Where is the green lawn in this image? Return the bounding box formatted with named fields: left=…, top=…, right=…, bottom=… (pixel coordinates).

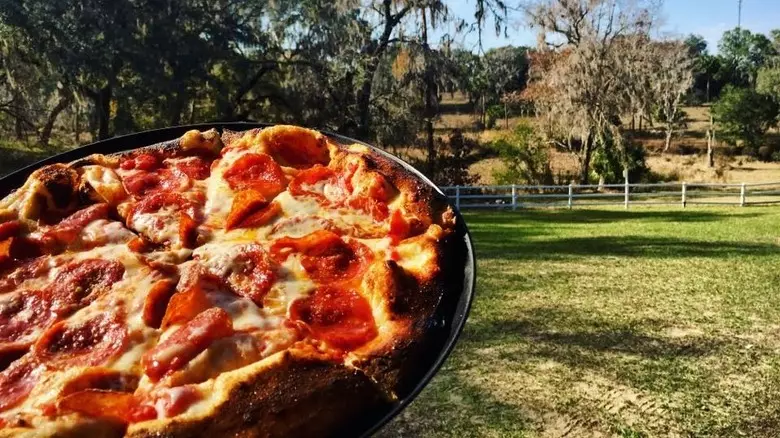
left=379, top=207, right=780, bottom=438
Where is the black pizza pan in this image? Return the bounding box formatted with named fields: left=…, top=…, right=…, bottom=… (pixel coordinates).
left=0, top=122, right=476, bottom=437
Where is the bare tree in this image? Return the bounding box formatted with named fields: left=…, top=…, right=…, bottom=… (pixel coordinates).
left=651, top=40, right=694, bottom=152
left=522, top=0, right=661, bottom=183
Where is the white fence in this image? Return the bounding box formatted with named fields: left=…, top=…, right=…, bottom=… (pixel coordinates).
left=441, top=182, right=780, bottom=210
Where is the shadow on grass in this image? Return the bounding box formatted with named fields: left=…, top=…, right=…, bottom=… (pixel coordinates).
left=463, top=208, right=764, bottom=226
left=457, top=306, right=734, bottom=406
left=381, top=375, right=533, bottom=438
left=463, top=307, right=723, bottom=361
left=474, top=235, right=780, bottom=260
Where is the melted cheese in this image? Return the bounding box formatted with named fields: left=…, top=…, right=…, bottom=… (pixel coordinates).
left=131, top=205, right=183, bottom=246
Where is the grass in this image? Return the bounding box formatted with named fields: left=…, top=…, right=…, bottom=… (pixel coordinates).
left=0, top=139, right=73, bottom=177
left=379, top=206, right=780, bottom=437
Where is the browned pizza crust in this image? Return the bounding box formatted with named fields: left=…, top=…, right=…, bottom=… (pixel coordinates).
left=127, top=352, right=389, bottom=438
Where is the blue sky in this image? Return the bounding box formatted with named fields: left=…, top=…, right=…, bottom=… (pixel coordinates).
left=439, top=0, right=779, bottom=53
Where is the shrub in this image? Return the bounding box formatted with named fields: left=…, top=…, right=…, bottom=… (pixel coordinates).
left=712, top=86, right=779, bottom=148
left=771, top=151, right=780, bottom=162
left=485, top=104, right=505, bottom=129
left=590, top=134, right=649, bottom=184
left=490, top=123, right=553, bottom=185
left=758, top=145, right=773, bottom=162
left=426, top=130, right=480, bottom=186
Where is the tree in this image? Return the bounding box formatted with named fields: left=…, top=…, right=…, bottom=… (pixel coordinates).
left=718, top=28, right=777, bottom=86
left=712, top=86, right=779, bottom=149
left=757, top=67, right=780, bottom=102
left=0, top=24, right=72, bottom=147
left=685, top=34, right=721, bottom=102
left=523, top=0, right=661, bottom=184
left=491, top=122, right=553, bottom=185
left=651, top=41, right=694, bottom=151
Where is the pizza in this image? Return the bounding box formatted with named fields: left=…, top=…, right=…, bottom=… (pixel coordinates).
left=0, top=125, right=457, bottom=437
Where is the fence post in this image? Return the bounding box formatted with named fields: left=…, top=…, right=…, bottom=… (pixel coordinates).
left=624, top=170, right=629, bottom=209
left=511, top=184, right=517, bottom=211
left=740, top=182, right=746, bottom=207
left=567, top=183, right=573, bottom=209
left=681, top=182, right=687, bottom=208
left=455, top=186, right=461, bottom=210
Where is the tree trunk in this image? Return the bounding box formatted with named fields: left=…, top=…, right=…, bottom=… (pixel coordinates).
left=421, top=7, right=436, bottom=176
left=663, top=127, right=673, bottom=152
left=578, top=133, right=593, bottom=185
left=481, top=95, right=486, bottom=127
left=356, top=0, right=408, bottom=139
left=39, top=93, right=73, bottom=147
left=97, top=85, right=112, bottom=140
left=504, top=100, right=509, bottom=129
left=14, top=116, right=23, bottom=141
left=189, top=100, right=195, bottom=124
left=74, top=103, right=80, bottom=145
left=169, top=90, right=187, bottom=126
left=706, top=129, right=714, bottom=167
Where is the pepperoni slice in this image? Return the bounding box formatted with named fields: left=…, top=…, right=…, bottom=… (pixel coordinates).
left=120, top=152, right=163, bottom=171
left=58, top=389, right=153, bottom=423
left=0, top=239, right=12, bottom=266
left=236, top=201, right=280, bottom=230
left=178, top=213, right=197, bottom=249
left=348, top=197, right=389, bottom=221
left=131, top=192, right=197, bottom=219
left=225, top=190, right=280, bottom=230
left=290, top=286, right=377, bottom=351
left=161, top=271, right=214, bottom=330
left=142, top=279, right=178, bottom=329
left=0, top=357, right=41, bottom=412
left=60, top=369, right=140, bottom=397
left=223, top=245, right=276, bottom=306
left=288, top=165, right=336, bottom=201
left=300, top=238, right=372, bottom=284
left=58, top=384, right=201, bottom=423
left=143, top=308, right=233, bottom=381
left=271, top=230, right=371, bottom=283
left=123, top=169, right=190, bottom=197
left=0, top=257, right=49, bottom=293
left=389, top=209, right=411, bottom=243
left=0, top=289, right=56, bottom=351
left=171, top=157, right=211, bottom=180
left=33, top=313, right=127, bottom=367
left=0, top=221, right=20, bottom=241
left=37, top=204, right=111, bottom=246
left=223, top=153, right=287, bottom=198
left=270, top=230, right=342, bottom=262
left=50, top=259, right=125, bottom=314
left=288, top=164, right=391, bottom=220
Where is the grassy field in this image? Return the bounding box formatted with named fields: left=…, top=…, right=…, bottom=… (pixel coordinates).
left=379, top=206, right=780, bottom=437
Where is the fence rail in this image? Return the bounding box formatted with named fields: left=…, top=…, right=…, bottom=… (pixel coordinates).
left=441, top=181, right=780, bottom=210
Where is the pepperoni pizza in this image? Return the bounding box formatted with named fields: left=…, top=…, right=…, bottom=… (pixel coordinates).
left=0, top=126, right=456, bottom=437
